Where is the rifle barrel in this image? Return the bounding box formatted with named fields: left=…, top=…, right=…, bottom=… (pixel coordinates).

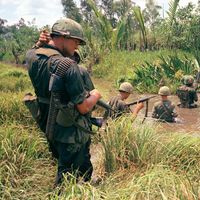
left=97, top=99, right=114, bottom=111
left=126, top=95, right=157, bottom=107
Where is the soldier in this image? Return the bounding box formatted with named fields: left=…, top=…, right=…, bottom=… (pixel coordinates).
left=193, top=70, right=200, bottom=91
left=105, top=82, right=144, bottom=119
left=26, top=18, right=101, bottom=186
left=152, top=86, right=178, bottom=122
left=176, top=75, right=198, bottom=108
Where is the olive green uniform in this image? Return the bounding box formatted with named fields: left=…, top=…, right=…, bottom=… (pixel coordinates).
left=105, top=95, right=130, bottom=119
left=152, top=100, right=177, bottom=122
left=26, top=45, right=93, bottom=185
left=176, top=85, right=198, bottom=108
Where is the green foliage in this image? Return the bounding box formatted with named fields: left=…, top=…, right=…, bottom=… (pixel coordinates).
left=50, top=174, right=104, bottom=199
left=100, top=117, right=200, bottom=199
left=131, top=54, right=197, bottom=93
left=62, top=0, right=82, bottom=23
left=0, top=62, right=200, bottom=199
left=0, top=92, right=33, bottom=125
left=133, top=6, right=148, bottom=49
left=0, top=63, right=32, bottom=92
left=93, top=50, right=194, bottom=93
left=0, top=18, right=39, bottom=64
left=160, top=134, right=200, bottom=179
left=0, top=124, right=54, bottom=200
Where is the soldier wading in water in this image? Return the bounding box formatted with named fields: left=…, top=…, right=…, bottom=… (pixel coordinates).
left=152, top=86, right=178, bottom=123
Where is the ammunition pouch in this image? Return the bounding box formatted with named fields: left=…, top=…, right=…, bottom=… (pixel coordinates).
left=55, top=102, right=95, bottom=135
left=23, top=93, right=41, bottom=122
left=56, top=102, right=79, bottom=127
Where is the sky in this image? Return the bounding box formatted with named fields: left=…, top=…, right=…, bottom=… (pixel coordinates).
left=0, top=0, right=199, bottom=28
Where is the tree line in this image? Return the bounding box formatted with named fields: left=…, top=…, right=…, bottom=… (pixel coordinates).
left=0, top=0, right=199, bottom=65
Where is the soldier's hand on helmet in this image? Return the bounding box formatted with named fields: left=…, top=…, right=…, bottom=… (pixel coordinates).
left=39, top=30, right=51, bottom=44
left=90, top=89, right=102, bottom=100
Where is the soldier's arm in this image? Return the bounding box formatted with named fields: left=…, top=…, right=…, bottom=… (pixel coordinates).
left=33, top=30, right=51, bottom=48
left=132, top=102, right=144, bottom=117
left=76, top=89, right=101, bottom=114
left=151, top=105, right=158, bottom=118
left=64, top=64, right=101, bottom=115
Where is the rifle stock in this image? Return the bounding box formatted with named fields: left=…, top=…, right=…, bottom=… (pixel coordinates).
left=126, top=95, right=157, bottom=107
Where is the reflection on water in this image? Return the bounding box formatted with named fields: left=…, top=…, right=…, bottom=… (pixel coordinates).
left=129, top=93, right=200, bottom=134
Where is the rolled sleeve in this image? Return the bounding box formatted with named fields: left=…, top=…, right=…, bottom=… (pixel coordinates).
left=64, top=64, right=88, bottom=104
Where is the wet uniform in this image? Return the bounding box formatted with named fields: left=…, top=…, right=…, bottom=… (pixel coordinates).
left=176, top=85, right=198, bottom=108
left=105, top=95, right=130, bottom=119
left=152, top=99, right=177, bottom=122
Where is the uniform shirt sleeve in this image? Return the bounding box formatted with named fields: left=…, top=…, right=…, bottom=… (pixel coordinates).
left=64, top=63, right=88, bottom=104
left=118, top=101, right=127, bottom=113
left=79, top=66, right=95, bottom=91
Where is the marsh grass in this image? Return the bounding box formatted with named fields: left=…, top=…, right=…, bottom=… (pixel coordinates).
left=92, top=50, right=195, bottom=93
left=93, top=50, right=193, bottom=79
left=102, top=117, right=162, bottom=172
left=0, top=63, right=32, bottom=92
left=0, top=61, right=199, bottom=199
left=102, top=166, right=198, bottom=200
left=0, top=92, right=34, bottom=126
left=0, top=123, right=55, bottom=200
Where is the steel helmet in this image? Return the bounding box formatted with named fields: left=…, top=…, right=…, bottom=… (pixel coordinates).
left=183, top=75, right=194, bottom=85
left=158, top=86, right=170, bottom=96
left=119, top=82, right=133, bottom=94
left=51, top=18, right=86, bottom=45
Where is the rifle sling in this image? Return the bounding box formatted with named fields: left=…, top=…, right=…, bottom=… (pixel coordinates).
left=162, top=102, right=172, bottom=116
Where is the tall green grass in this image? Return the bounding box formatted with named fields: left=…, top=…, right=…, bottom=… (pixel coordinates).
left=92, top=50, right=195, bottom=93
left=0, top=60, right=199, bottom=199
left=0, top=92, right=34, bottom=126
left=0, top=64, right=32, bottom=92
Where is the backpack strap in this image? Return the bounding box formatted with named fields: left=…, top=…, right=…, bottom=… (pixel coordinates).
left=35, top=47, right=62, bottom=57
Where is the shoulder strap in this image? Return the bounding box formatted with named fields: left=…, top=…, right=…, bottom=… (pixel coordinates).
left=35, top=47, right=62, bottom=57
left=162, top=101, right=172, bottom=115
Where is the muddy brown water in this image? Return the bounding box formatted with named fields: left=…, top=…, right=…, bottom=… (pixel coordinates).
left=93, top=78, right=200, bottom=135
left=129, top=93, right=200, bottom=135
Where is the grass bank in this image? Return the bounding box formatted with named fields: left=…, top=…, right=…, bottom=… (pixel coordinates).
left=0, top=59, right=199, bottom=199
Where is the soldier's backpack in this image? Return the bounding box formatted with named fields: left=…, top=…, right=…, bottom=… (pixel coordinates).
left=176, top=88, right=190, bottom=107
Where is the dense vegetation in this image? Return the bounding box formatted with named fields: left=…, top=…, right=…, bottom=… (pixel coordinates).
left=0, top=0, right=200, bottom=199
left=1, top=1, right=200, bottom=63
left=1, top=0, right=199, bottom=92
left=0, top=61, right=199, bottom=199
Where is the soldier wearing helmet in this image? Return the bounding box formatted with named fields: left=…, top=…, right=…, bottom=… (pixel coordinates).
left=176, top=75, right=198, bottom=108
left=104, top=82, right=144, bottom=119
left=193, top=70, right=200, bottom=91
left=26, top=18, right=102, bottom=186
left=152, top=86, right=178, bottom=122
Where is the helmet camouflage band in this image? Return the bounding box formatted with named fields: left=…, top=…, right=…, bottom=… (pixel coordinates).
left=158, top=86, right=170, bottom=96
left=119, top=82, right=134, bottom=94
left=51, top=18, right=86, bottom=45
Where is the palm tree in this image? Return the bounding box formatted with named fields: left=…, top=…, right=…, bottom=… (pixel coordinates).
left=133, top=6, right=148, bottom=50
left=167, top=0, right=180, bottom=46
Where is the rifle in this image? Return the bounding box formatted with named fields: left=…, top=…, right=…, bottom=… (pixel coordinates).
left=126, top=95, right=157, bottom=107
left=126, top=95, right=157, bottom=123
left=96, top=99, right=114, bottom=111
